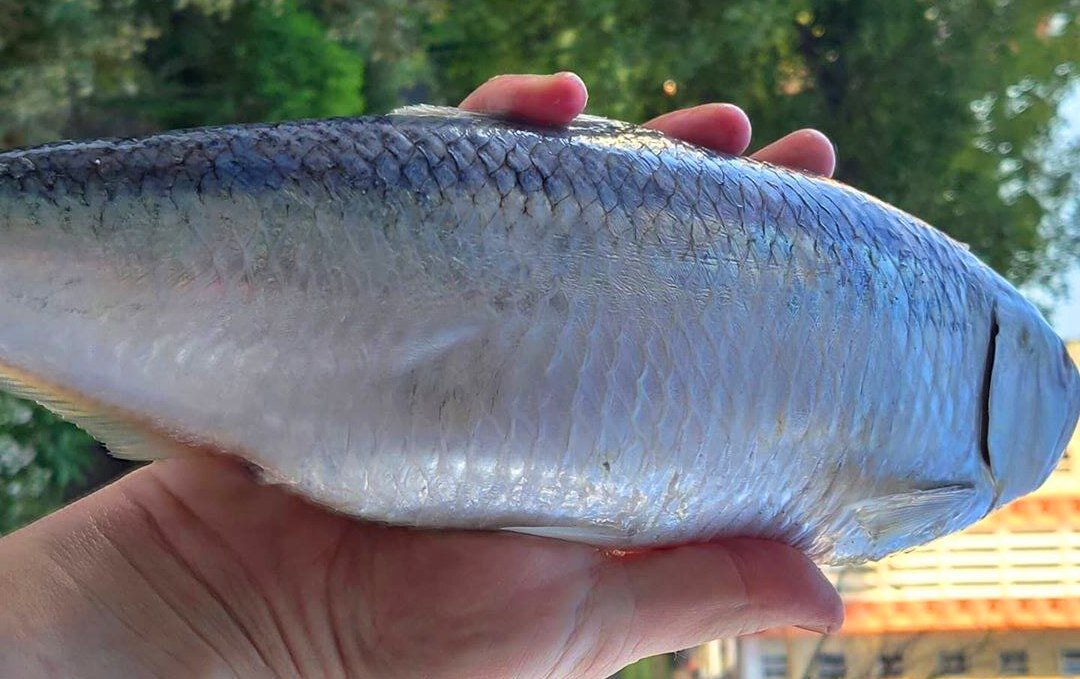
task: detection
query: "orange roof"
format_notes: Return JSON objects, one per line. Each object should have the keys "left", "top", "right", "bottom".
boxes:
{"left": 838, "top": 598, "right": 1080, "bottom": 634}
{"left": 977, "top": 495, "right": 1080, "bottom": 531}
{"left": 759, "top": 599, "right": 1080, "bottom": 637}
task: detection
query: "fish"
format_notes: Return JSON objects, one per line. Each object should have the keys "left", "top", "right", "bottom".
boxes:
{"left": 0, "top": 105, "right": 1077, "bottom": 565}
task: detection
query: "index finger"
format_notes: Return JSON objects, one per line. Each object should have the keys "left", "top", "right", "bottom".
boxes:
{"left": 459, "top": 73, "right": 589, "bottom": 126}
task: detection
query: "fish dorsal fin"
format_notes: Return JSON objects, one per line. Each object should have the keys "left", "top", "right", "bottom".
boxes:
{"left": 388, "top": 105, "right": 638, "bottom": 136}
{"left": 389, "top": 104, "right": 470, "bottom": 119}
{"left": 0, "top": 359, "right": 196, "bottom": 461}
{"left": 500, "top": 524, "right": 631, "bottom": 547}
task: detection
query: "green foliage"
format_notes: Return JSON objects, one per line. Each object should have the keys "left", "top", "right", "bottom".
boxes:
{"left": 0, "top": 0, "right": 158, "bottom": 147}
{"left": 410, "top": 0, "right": 1080, "bottom": 286}
{"left": 0, "top": 392, "right": 96, "bottom": 534}
{"left": 612, "top": 652, "right": 681, "bottom": 678}
{"left": 0, "top": 0, "right": 365, "bottom": 145}
{"left": 133, "top": 0, "right": 364, "bottom": 128}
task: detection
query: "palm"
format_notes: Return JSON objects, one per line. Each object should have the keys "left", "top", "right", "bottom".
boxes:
{"left": 119, "top": 456, "right": 836, "bottom": 678}
{"left": 141, "top": 457, "right": 642, "bottom": 677}
{"left": 136, "top": 457, "right": 622, "bottom": 677}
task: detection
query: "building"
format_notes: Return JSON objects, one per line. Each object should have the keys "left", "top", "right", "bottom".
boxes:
{"left": 689, "top": 342, "right": 1080, "bottom": 679}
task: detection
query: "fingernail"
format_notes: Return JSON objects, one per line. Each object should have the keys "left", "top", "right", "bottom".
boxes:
{"left": 554, "top": 71, "right": 587, "bottom": 96}
{"left": 795, "top": 623, "right": 835, "bottom": 635}
{"left": 551, "top": 72, "right": 588, "bottom": 113}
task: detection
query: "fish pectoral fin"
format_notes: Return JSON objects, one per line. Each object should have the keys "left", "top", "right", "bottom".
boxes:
{"left": 0, "top": 359, "right": 196, "bottom": 461}
{"left": 848, "top": 484, "right": 976, "bottom": 543}
{"left": 500, "top": 524, "right": 631, "bottom": 547}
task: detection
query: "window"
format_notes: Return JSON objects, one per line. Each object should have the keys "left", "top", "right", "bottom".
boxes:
{"left": 1062, "top": 649, "right": 1080, "bottom": 676}
{"left": 879, "top": 653, "right": 903, "bottom": 677}
{"left": 937, "top": 651, "right": 968, "bottom": 675}
{"left": 817, "top": 653, "right": 846, "bottom": 679}
{"left": 999, "top": 650, "right": 1028, "bottom": 675}
{"left": 763, "top": 653, "right": 789, "bottom": 679}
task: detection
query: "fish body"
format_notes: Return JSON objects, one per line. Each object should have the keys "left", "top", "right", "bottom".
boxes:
{"left": 0, "top": 107, "right": 1076, "bottom": 564}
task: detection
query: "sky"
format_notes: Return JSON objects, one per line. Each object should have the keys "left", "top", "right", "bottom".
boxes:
{"left": 1033, "top": 83, "right": 1080, "bottom": 339}
{"left": 1047, "top": 267, "right": 1080, "bottom": 339}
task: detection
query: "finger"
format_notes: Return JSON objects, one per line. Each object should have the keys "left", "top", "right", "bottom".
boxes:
{"left": 644, "top": 103, "right": 752, "bottom": 156}
{"left": 751, "top": 129, "right": 836, "bottom": 177}
{"left": 459, "top": 72, "right": 588, "bottom": 126}
{"left": 601, "top": 539, "right": 843, "bottom": 662}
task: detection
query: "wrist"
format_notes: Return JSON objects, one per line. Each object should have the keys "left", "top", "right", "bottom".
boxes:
{"left": 0, "top": 477, "right": 237, "bottom": 677}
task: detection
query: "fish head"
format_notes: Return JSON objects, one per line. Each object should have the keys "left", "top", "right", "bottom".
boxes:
{"left": 985, "top": 293, "right": 1080, "bottom": 509}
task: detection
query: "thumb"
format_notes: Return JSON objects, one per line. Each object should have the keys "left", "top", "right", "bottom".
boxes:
{"left": 598, "top": 538, "right": 843, "bottom": 664}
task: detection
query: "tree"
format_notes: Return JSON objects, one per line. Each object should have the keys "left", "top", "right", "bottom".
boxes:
{"left": 412, "top": 0, "right": 1080, "bottom": 286}
{"left": 0, "top": 0, "right": 364, "bottom": 144}
{"left": 130, "top": 0, "right": 364, "bottom": 129}
{"left": 0, "top": 392, "right": 96, "bottom": 534}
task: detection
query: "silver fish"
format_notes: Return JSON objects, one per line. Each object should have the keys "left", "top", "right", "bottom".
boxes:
{"left": 0, "top": 106, "right": 1076, "bottom": 564}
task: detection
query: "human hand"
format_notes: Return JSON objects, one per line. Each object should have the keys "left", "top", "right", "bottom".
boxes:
{"left": 460, "top": 71, "right": 836, "bottom": 176}
{"left": 0, "top": 73, "right": 843, "bottom": 679}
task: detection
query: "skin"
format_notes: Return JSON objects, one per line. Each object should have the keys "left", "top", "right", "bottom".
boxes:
{"left": 0, "top": 73, "right": 842, "bottom": 678}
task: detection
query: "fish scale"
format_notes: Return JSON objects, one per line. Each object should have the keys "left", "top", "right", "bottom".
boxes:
{"left": 0, "top": 106, "right": 1077, "bottom": 564}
